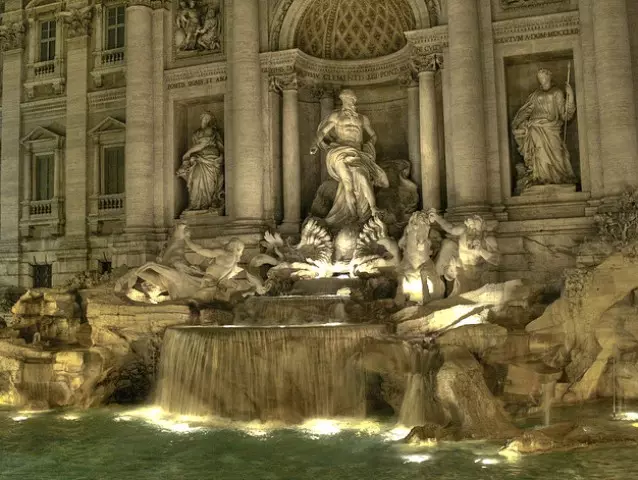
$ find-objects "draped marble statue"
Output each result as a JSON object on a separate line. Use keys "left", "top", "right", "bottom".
{"left": 310, "top": 89, "right": 389, "bottom": 229}
{"left": 177, "top": 112, "right": 225, "bottom": 214}
{"left": 512, "top": 68, "right": 576, "bottom": 191}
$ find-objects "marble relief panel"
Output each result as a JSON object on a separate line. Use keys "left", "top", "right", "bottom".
{"left": 504, "top": 51, "right": 580, "bottom": 196}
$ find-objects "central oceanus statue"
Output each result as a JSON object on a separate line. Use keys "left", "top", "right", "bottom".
{"left": 310, "top": 89, "right": 389, "bottom": 228}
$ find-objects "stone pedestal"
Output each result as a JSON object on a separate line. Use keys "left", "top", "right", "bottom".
{"left": 447, "top": 0, "right": 488, "bottom": 212}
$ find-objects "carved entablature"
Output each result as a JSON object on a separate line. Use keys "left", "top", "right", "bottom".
{"left": 493, "top": 11, "right": 579, "bottom": 44}
{"left": 500, "top": 0, "right": 566, "bottom": 9}
{"left": 260, "top": 41, "right": 449, "bottom": 89}
{"left": 0, "top": 21, "right": 27, "bottom": 52}
{"left": 404, "top": 26, "right": 448, "bottom": 56}
{"left": 164, "top": 62, "right": 227, "bottom": 92}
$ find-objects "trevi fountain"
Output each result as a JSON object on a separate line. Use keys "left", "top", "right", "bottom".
{"left": 2, "top": 0, "right": 638, "bottom": 479}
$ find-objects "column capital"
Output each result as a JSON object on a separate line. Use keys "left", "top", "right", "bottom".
{"left": 58, "top": 5, "right": 93, "bottom": 39}
{"left": 398, "top": 72, "right": 418, "bottom": 88}
{"left": 411, "top": 52, "right": 444, "bottom": 73}
{"left": 0, "top": 21, "right": 26, "bottom": 52}
{"left": 308, "top": 84, "right": 337, "bottom": 101}
{"left": 271, "top": 73, "right": 298, "bottom": 93}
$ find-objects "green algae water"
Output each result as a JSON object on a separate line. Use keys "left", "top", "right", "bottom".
{"left": 1, "top": 407, "right": 637, "bottom": 480}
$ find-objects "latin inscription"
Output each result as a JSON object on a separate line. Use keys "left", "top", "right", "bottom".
{"left": 167, "top": 75, "right": 227, "bottom": 91}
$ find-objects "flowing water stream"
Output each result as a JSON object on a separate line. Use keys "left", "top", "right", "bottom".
{"left": 156, "top": 324, "right": 387, "bottom": 421}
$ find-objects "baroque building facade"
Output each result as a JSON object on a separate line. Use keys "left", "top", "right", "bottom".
{"left": 0, "top": 0, "right": 636, "bottom": 288}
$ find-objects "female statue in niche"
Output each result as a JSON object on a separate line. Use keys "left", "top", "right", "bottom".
{"left": 177, "top": 111, "right": 225, "bottom": 213}
{"left": 511, "top": 67, "right": 576, "bottom": 190}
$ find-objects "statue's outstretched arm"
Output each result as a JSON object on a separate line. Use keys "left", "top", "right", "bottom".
{"left": 431, "top": 213, "right": 465, "bottom": 237}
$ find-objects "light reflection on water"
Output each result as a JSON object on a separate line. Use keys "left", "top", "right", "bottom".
{"left": 0, "top": 406, "right": 636, "bottom": 480}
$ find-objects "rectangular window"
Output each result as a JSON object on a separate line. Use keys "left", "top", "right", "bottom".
{"left": 105, "top": 5, "right": 125, "bottom": 50}
{"left": 103, "top": 145, "right": 125, "bottom": 194}
{"left": 39, "top": 20, "right": 56, "bottom": 62}
{"left": 34, "top": 154, "right": 54, "bottom": 201}
{"left": 32, "top": 264, "right": 52, "bottom": 288}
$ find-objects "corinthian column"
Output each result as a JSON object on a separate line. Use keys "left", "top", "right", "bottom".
{"left": 413, "top": 53, "right": 442, "bottom": 210}
{"left": 0, "top": 19, "right": 26, "bottom": 285}
{"left": 228, "top": 0, "right": 264, "bottom": 223}
{"left": 64, "top": 6, "right": 91, "bottom": 240}
{"left": 279, "top": 75, "right": 301, "bottom": 231}
{"left": 591, "top": 0, "right": 638, "bottom": 195}
{"left": 404, "top": 77, "right": 421, "bottom": 194}
{"left": 0, "top": 21, "right": 25, "bottom": 244}
{"left": 447, "top": 0, "right": 488, "bottom": 212}
{"left": 124, "top": 0, "right": 154, "bottom": 232}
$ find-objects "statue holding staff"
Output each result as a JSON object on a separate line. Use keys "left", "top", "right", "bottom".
{"left": 512, "top": 66, "right": 576, "bottom": 189}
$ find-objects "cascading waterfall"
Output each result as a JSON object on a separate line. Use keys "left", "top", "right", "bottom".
{"left": 156, "top": 324, "right": 387, "bottom": 421}
{"left": 397, "top": 345, "right": 441, "bottom": 427}
{"left": 19, "top": 362, "right": 53, "bottom": 404}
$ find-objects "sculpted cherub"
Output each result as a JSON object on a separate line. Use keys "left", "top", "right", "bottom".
{"left": 394, "top": 210, "right": 445, "bottom": 305}
{"left": 430, "top": 213, "right": 500, "bottom": 293}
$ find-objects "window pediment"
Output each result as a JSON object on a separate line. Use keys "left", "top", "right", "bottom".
{"left": 89, "top": 116, "right": 126, "bottom": 144}
{"left": 21, "top": 126, "right": 65, "bottom": 151}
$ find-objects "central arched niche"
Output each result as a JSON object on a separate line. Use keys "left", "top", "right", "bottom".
{"left": 273, "top": 0, "right": 433, "bottom": 53}
{"left": 294, "top": 0, "right": 416, "bottom": 60}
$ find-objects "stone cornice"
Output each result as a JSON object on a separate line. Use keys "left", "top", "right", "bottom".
{"left": 164, "top": 63, "right": 227, "bottom": 90}
{"left": 87, "top": 87, "right": 127, "bottom": 111}
{"left": 493, "top": 11, "right": 579, "bottom": 44}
